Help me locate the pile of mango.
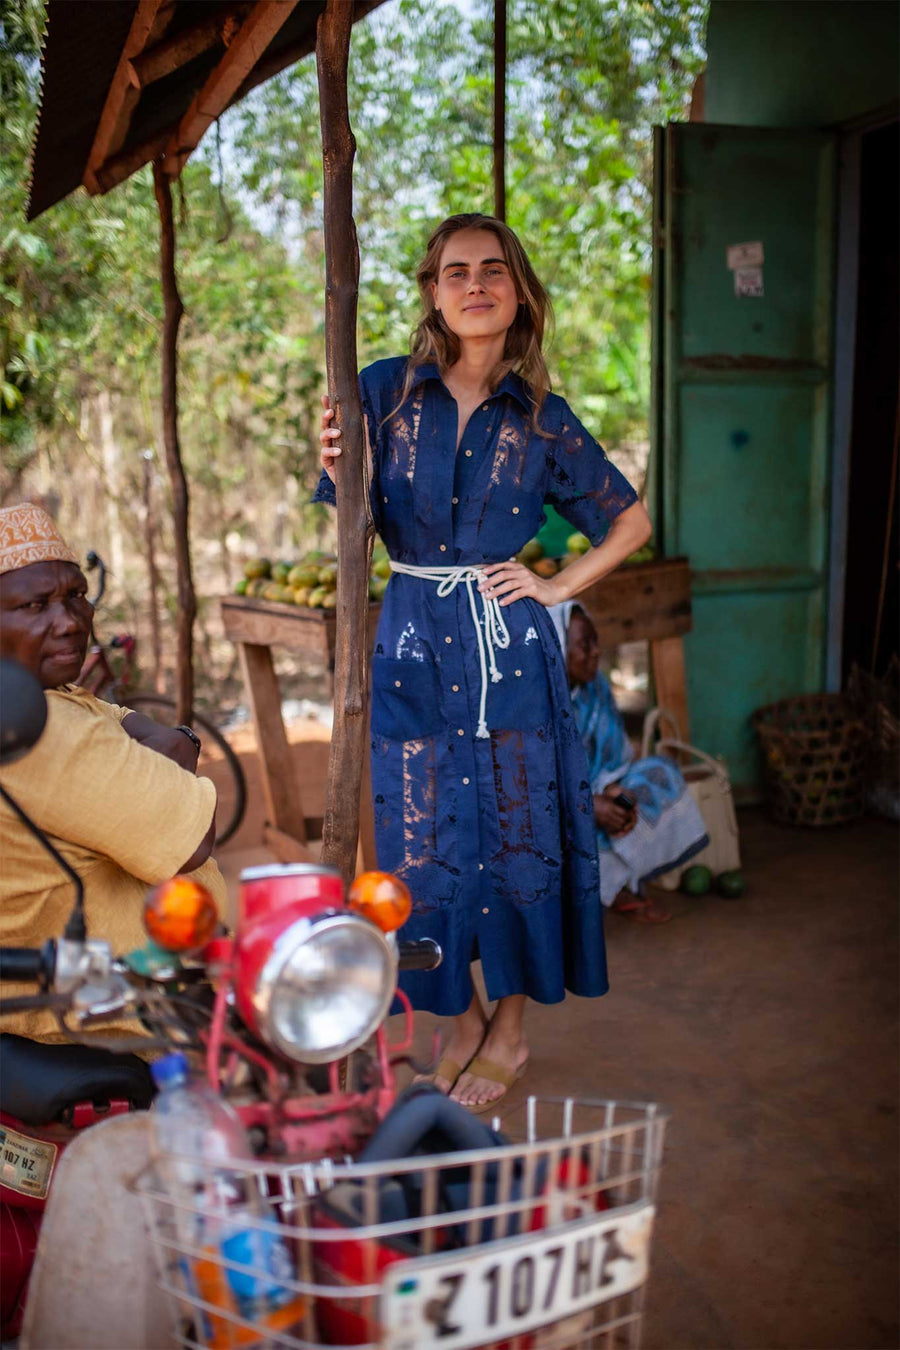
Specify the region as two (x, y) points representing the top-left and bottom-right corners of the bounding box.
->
(516, 533), (655, 576)
(234, 542), (392, 609)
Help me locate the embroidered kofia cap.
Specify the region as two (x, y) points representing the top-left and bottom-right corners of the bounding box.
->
(0, 503), (78, 575)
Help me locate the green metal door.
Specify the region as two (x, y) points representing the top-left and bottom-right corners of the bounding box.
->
(651, 123), (838, 793)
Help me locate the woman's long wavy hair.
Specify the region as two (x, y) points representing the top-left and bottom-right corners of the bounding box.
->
(389, 213), (554, 431)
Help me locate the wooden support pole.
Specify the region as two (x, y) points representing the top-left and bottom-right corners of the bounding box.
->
(152, 162), (196, 726)
(316, 0), (373, 887)
(493, 0), (506, 222)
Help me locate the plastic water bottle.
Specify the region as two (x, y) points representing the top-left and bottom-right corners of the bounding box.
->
(149, 1052), (304, 1348)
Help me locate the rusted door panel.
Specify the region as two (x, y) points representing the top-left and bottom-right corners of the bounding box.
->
(653, 123), (837, 791)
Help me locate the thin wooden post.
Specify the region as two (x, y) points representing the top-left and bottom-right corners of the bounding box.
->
(316, 0), (373, 885)
(493, 0), (506, 221)
(152, 161), (195, 724)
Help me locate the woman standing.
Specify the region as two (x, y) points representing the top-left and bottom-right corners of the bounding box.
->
(316, 213), (651, 1110)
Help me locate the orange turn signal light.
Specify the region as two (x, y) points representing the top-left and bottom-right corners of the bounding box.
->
(144, 876), (219, 952)
(348, 871), (412, 933)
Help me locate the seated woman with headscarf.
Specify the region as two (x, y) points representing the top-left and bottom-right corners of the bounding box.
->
(0, 502), (226, 1041)
(549, 600), (708, 924)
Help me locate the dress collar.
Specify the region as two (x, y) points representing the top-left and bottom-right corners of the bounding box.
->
(410, 361), (533, 413)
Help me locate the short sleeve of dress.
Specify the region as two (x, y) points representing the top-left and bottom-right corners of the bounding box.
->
(544, 398), (639, 545)
(310, 376), (379, 508)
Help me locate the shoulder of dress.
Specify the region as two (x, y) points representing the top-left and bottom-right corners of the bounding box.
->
(533, 391), (567, 442)
(360, 355), (408, 391)
(541, 391), (569, 422)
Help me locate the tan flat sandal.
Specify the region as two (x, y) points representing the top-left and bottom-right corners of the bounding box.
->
(460, 1055), (528, 1114)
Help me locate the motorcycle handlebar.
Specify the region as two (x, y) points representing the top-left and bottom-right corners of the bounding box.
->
(0, 945), (53, 984)
(397, 938), (442, 972)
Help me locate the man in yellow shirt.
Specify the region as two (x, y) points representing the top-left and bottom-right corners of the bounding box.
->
(0, 503), (226, 1041)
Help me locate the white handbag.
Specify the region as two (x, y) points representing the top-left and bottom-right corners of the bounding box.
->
(641, 709), (741, 889)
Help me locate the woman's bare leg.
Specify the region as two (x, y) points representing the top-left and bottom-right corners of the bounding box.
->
(425, 992), (489, 1092)
(451, 994), (529, 1108)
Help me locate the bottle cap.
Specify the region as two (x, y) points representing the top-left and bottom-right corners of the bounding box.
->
(151, 1051), (189, 1089)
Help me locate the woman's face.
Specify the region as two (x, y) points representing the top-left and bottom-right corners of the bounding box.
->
(431, 228), (520, 345)
(566, 608), (600, 688)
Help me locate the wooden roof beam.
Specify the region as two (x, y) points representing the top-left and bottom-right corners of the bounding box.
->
(83, 0), (176, 195)
(160, 0), (301, 178)
(128, 3), (252, 91)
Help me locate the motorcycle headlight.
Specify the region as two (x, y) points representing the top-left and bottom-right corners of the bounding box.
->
(252, 912), (396, 1063)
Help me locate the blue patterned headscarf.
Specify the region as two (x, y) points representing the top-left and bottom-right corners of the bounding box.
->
(547, 600), (633, 792)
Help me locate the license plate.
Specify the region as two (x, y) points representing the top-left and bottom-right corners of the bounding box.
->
(381, 1202), (655, 1350)
(0, 1124), (58, 1200)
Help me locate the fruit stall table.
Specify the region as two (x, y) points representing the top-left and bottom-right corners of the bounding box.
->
(221, 556), (693, 864)
(219, 596), (381, 868)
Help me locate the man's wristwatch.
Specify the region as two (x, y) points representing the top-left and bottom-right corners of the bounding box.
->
(174, 724), (202, 754)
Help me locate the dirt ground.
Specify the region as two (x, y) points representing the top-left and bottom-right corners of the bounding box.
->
(214, 737), (899, 1350)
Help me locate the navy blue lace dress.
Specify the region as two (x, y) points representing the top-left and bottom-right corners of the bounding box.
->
(314, 357), (638, 1015)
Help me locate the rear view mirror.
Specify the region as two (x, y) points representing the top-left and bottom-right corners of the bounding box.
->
(0, 659), (48, 765)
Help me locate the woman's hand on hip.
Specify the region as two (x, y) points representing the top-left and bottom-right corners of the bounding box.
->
(320, 395), (341, 483)
(478, 559), (566, 608)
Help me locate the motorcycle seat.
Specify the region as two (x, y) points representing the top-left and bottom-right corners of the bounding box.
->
(0, 1034), (155, 1126)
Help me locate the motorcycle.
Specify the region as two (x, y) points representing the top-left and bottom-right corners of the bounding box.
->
(0, 658), (667, 1349)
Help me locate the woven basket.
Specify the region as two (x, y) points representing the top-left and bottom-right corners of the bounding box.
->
(752, 694), (871, 827)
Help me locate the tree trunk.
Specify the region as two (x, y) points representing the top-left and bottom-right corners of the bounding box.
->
(96, 389), (125, 581)
(493, 0), (507, 221)
(152, 161), (195, 725)
(141, 450), (165, 693)
(316, 0), (373, 886)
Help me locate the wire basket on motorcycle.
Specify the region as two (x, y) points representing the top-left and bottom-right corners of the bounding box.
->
(134, 1093), (667, 1350)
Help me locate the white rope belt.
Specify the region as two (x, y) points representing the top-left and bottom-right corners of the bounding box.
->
(389, 561), (511, 739)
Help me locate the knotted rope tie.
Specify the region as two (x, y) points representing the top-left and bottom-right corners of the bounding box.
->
(389, 562), (511, 738)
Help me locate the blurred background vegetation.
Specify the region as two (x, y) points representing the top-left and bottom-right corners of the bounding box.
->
(1, 0), (706, 706)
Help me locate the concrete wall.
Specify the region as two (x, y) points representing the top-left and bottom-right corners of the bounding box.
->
(705, 1), (898, 128)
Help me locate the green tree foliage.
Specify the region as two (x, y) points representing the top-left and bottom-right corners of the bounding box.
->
(233, 0), (706, 440)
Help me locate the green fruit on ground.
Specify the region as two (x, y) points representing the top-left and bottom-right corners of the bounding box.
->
(567, 532), (591, 556)
(307, 586), (328, 608)
(243, 557), (271, 580)
(321, 591), (338, 610)
(305, 549), (325, 563)
(271, 561), (292, 584)
(292, 586), (311, 606)
(533, 557), (559, 578)
(245, 578), (265, 598)
(262, 583), (283, 602)
(317, 564), (338, 587)
(682, 864), (713, 896)
(716, 870), (746, 899)
(234, 578), (249, 596)
(372, 558), (391, 580)
(518, 539), (544, 563)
